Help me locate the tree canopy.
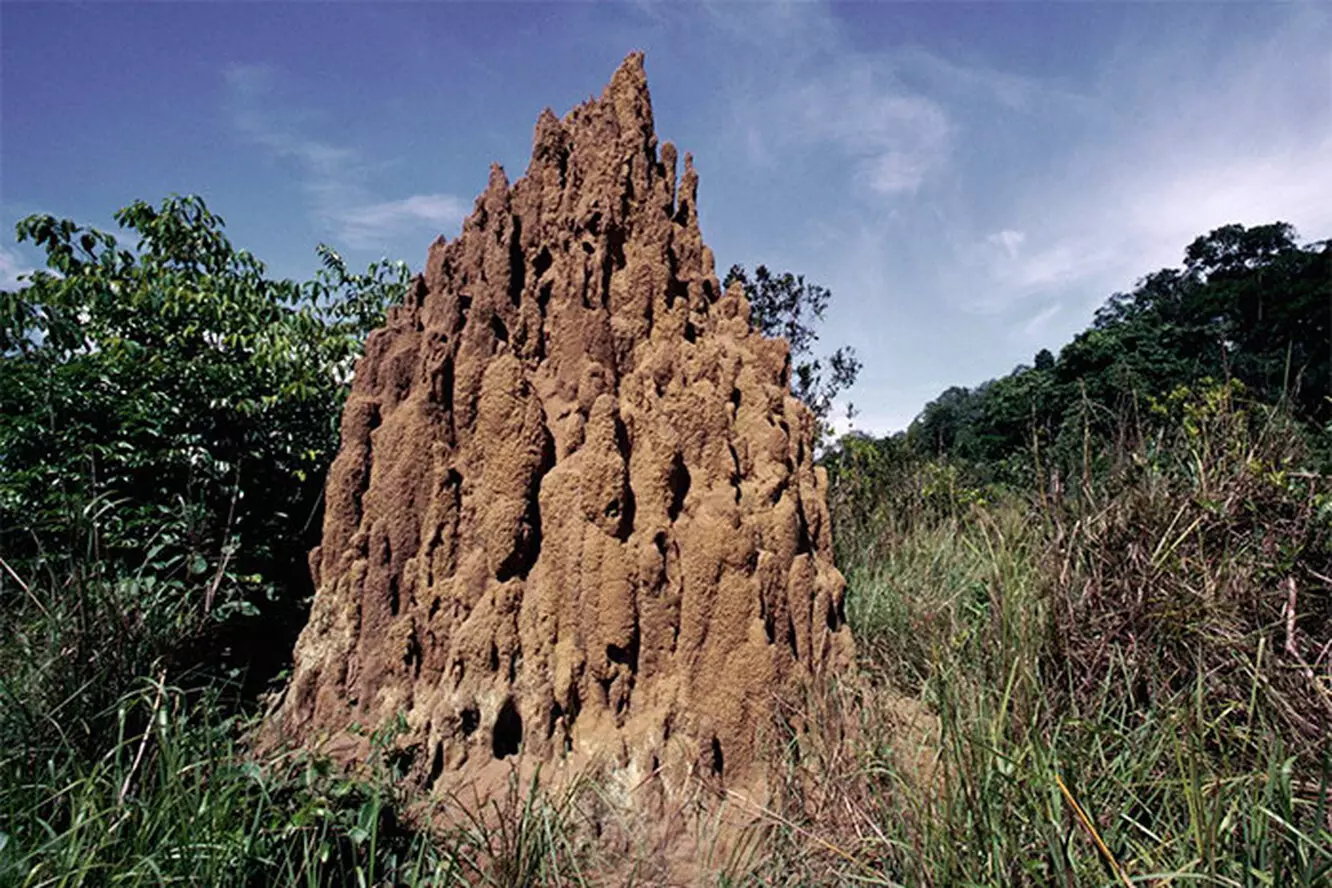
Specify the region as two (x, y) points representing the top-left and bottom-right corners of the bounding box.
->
(0, 195), (409, 621)
(859, 222), (1330, 483)
(723, 263), (861, 443)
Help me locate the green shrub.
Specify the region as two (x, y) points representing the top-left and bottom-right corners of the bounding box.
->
(0, 195), (409, 686)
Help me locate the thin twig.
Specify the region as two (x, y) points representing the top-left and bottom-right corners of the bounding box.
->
(205, 463), (243, 615)
(1055, 773), (1134, 888)
(118, 670), (167, 806)
(0, 553), (50, 620)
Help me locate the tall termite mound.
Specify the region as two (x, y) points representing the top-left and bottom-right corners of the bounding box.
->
(270, 52), (854, 801)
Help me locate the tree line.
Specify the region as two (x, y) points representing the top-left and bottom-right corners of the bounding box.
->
(836, 222), (1331, 491)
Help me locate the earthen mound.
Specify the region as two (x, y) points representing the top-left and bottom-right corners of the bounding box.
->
(269, 52), (854, 804)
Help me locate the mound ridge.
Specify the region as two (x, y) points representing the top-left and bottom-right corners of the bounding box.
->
(269, 51), (854, 801)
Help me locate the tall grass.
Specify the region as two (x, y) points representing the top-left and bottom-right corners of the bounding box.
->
(806, 382), (1332, 886)
(5, 382), (1331, 885)
(0, 503), (585, 888)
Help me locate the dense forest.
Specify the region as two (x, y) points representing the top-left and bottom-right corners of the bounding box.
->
(868, 222), (1330, 484)
(1, 200), (1329, 885)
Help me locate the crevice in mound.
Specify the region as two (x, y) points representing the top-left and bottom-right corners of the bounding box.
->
(674, 197), (690, 226)
(547, 701), (564, 739)
(534, 246), (553, 279)
(460, 706), (479, 737)
(492, 698), (522, 759)
(429, 355), (455, 412)
(507, 217), (525, 306)
(427, 741), (444, 788)
(667, 452), (689, 521)
(611, 416), (636, 541)
(404, 628), (421, 678)
(826, 598), (843, 632)
(795, 506), (812, 556)
(495, 424), (555, 582)
(607, 626), (639, 672)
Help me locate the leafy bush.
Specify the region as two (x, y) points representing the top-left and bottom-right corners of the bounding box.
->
(0, 195), (408, 684)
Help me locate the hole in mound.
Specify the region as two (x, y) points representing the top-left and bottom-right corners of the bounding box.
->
(492, 698), (523, 759)
(794, 508), (812, 556)
(710, 736), (724, 777)
(675, 198), (690, 224)
(683, 320), (697, 343)
(667, 453), (690, 521)
(460, 706), (480, 737)
(428, 742), (444, 787)
(488, 643), (500, 672)
(826, 598), (842, 632)
(607, 641), (635, 668)
(490, 313), (508, 343)
(403, 631), (421, 678)
(534, 247), (553, 279)
(547, 701), (564, 739)
(430, 357), (454, 411)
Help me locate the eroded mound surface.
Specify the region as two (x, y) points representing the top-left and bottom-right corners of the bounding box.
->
(270, 52), (854, 802)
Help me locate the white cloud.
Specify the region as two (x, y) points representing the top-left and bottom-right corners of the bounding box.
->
(332, 194), (469, 250)
(224, 63), (467, 250)
(959, 5), (1332, 324)
(793, 71), (952, 195)
(1019, 302), (1062, 341)
(987, 229), (1025, 259)
(710, 4), (954, 197)
(0, 247), (35, 290)
(687, 1), (1331, 437)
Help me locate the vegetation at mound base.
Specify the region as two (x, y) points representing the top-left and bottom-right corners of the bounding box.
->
(1, 197), (1330, 885)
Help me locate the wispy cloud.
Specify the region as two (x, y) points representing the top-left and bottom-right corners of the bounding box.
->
(331, 194), (470, 250)
(987, 229), (1025, 260)
(960, 4), (1332, 322)
(707, 4), (954, 197)
(677, 1), (1331, 435)
(223, 63), (467, 250)
(0, 246), (35, 290)
(791, 66), (952, 195)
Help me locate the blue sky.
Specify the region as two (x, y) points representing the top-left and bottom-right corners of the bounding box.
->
(3, 1), (1329, 434)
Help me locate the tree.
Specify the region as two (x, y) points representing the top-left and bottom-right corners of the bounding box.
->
(896, 221), (1331, 481)
(723, 264), (861, 443)
(0, 195), (409, 627)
